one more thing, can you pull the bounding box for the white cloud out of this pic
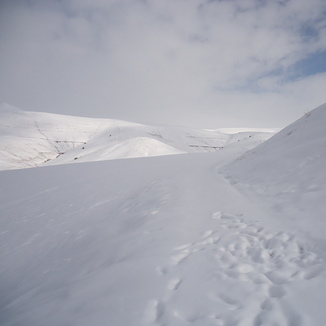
[0,0,326,128]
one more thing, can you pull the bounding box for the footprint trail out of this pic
[145,211,323,326]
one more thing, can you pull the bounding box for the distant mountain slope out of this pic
[0,103,109,170]
[222,103,326,237]
[0,103,276,170]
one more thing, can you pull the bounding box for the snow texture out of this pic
[1,103,326,326]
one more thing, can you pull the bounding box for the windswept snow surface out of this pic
[1,104,326,326]
[0,103,276,171]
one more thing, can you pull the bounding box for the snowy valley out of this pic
[1,103,326,326]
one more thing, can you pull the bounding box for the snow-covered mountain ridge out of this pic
[0,103,276,170]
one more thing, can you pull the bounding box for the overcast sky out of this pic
[1,0,326,128]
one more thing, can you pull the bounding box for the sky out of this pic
[0,0,326,128]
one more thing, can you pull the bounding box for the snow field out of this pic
[2,143,325,325]
[1,103,326,325]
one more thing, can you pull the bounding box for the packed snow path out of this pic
[0,149,325,325]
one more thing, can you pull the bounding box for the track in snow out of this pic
[144,211,323,326]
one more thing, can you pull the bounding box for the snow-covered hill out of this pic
[0,103,108,170]
[1,103,326,326]
[222,103,326,238]
[0,103,276,170]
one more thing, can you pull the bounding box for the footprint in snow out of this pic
[167,278,182,291]
[143,299,164,324]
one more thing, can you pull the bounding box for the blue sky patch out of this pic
[292,51,326,78]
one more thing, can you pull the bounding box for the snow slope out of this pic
[222,103,326,238]
[0,103,108,170]
[0,103,276,170]
[1,104,326,326]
